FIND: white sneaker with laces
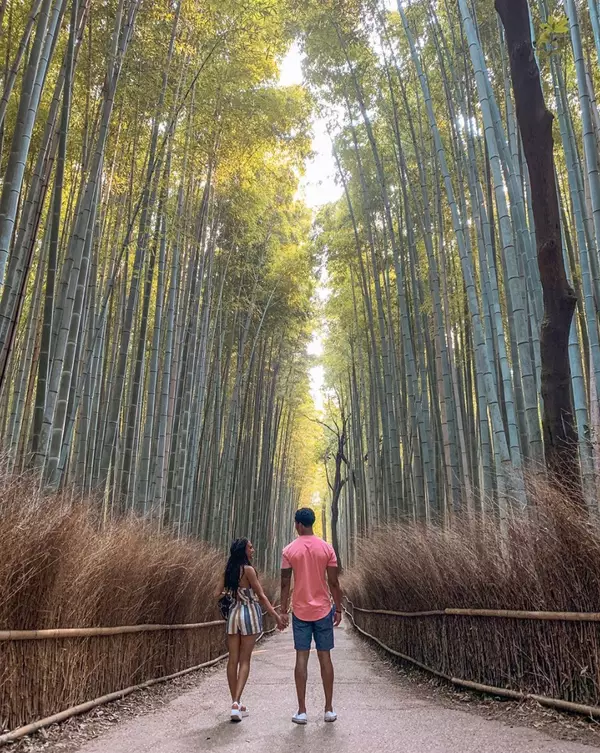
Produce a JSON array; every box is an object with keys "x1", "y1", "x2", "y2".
[
  {"x1": 292, "y1": 711, "x2": 308, "y2": 725},
  {"x1": 230, "y1": 703, "x2": 242, "y2": 722},
  {"x1": 324, "y1": 710, "x2": 337, "y2": 723},
  {"x1": 240, "y1": 704, "x2": 249, "y2": 718}
]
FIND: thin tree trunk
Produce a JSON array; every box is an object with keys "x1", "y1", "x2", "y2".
[{"x1": 497, "y1": 0, "x2": 581, "y2": 498}]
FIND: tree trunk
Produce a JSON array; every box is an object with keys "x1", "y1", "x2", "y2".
[
  {"x1": 496, "y1": 0, "x2": 581, "y2": 498},
  {"x1": 329, "y1": 414, "x2": 348, "y2": 571}
]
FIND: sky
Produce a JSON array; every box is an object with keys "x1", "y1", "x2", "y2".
[
  {"x1": 279, "y1": 42, "x2": 343, "y2": 210},
  {"x1": 278, "y1": 42, "x2": 342, "y2": 413}
]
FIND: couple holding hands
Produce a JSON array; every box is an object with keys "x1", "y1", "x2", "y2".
[{"x1": 218, "y1": 508, "x2": 342, "y2": 724}]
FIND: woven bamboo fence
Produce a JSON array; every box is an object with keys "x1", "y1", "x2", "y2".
[
  {"x1": 0, "y1": 613, "x2": 277, "y2": 739},
  {"x1": 344, "y1": 599, "x2": 600, "y2": 716}
]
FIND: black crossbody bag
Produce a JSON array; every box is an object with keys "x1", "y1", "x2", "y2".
[{"x1": 218, "y1": 590, "x2": 234, "y2": 620}]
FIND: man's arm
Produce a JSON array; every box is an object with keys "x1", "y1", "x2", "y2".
[
  {"x1": 327, "y1": 566, "x2": 343, "y2": 626},
  {"x1": 279, "y1": 568, "x2": 292, "y2": 628}
]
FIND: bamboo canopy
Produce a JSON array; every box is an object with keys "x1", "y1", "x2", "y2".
[
  {"x1": 0, "y1": 0, "x2": 317, "y2": 573},
  {"x1": 304, "y1": 0, "x2": 600, "y2": 563}
]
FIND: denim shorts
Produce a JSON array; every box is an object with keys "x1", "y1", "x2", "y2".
[{"x1": 292, "y1": 607, "x2": 335, "y2": 651}]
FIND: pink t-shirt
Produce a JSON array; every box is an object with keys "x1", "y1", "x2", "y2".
[{"x1": 281, "y1": 535, "x2": 338, "y2": 622}]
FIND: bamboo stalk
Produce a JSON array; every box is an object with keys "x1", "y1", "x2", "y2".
[
  {"x1": 0, "y1": 606, "x2": 281, "y2": 640},
  {"x1": 345, "y1": 607, "x2": 600, "y2": 719},
  {"x1": 350, "y1": 607, "x2": 446, "y2": 618},
  {"x1": 0, "y1": 620, "x2": 225, "y2": 641},
  {"x1": 444, "y1": 608, "x2": 600, "y2": 621},
  {"x1": 347, "y1": 600, "x2": 600, "y2": 622}
]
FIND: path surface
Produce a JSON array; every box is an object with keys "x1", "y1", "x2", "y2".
[{"x1": 73, "y1": 624, "x2": 598, "y2": 753}]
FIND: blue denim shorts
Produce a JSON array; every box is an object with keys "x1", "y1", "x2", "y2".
[{"x1": 292, "y1": 607, "x2": 335, "y2": 651}]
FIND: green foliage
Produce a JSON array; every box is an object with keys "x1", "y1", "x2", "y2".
[{"x1": 538, "y1": 13, "x2": 570, "y2": 56}]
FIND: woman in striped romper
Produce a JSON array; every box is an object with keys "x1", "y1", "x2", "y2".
[{"x1": 220, "y1": 538, "x2": 284, "y2": 722}]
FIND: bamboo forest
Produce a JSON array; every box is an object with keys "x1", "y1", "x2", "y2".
[
  {"x1": 1, "y1": 0, "x2": 600, "y2": 568},
  {"x1": 7, "y1": 0, "x2": 600, "y2": 746}
]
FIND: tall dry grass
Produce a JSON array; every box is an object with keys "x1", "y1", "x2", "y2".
[
  {"x1": 0, "y1": 472, "x2": 267, "y2": 730},
  {"x1": 345, "y1": 479, "x2": 600, "y2": 706}
]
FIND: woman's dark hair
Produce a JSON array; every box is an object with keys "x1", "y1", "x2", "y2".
[
  {"x1": 224, "y1": 538, "x2": 250, "y2": 593},
  {"x1": 295, "y1": 507, "x2": 316, "y2": 527}
]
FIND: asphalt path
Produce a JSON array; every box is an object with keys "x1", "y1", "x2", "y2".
[{"x1": 72, "y1": 623, "x2": 598, "y2": 753}]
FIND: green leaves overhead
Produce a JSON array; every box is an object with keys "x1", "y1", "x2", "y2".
[{"x1": 538, "y1": 13, "x2": 570, "y2": 54}]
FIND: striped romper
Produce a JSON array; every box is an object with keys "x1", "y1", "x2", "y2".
[{"x1": 227, "y1": 587, "x2": 263, "y2": 636}]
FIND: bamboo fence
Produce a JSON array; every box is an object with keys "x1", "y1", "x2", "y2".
[
  {"x1": 0, "y1": 612, "x2": 278, "y2": 742},
  {"x1": 344, "y1": 599, "x2": 600, "y2": 716},
  {"x1": 0, "y1": 621, "x2": 225, "y2": 640}
]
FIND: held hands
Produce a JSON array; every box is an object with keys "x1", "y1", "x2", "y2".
[{"x1": 275, "y1": 613, "x2": 287, "y2": 631}]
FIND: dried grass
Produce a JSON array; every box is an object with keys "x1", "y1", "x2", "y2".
[
  {"x1": 0, "y1": 472, "x2": 260, "y2": 731},
  {"x1": 345, "y1": 479, "x2": 600, "y2": 706}
]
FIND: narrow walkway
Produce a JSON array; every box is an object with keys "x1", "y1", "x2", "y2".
[{"x1": 73, "y1": 625, "x2": 597, "y2": 753}]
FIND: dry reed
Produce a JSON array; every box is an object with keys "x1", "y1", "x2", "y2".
[
  {"x1": 0, "y1": 472, "x2": 273, "y2": 731},
  {"x1": 345, "y1": 479, "x2": 600, "y2": 707}
]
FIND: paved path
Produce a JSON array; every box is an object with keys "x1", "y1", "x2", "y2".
[{"x1": 73, "y1": 624, "x2": 598, "y2": 753}]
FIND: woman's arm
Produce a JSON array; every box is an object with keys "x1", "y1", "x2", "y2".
[
  {"x1": 214, "y1": 575, "x2": 225, "y2": 599},
  {"x1": 245, "y1": 567, "x2": 280, "y2": 620}
]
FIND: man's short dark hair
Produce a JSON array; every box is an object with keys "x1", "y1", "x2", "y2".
[{"x1": 295, "y1": 507, "x2": 315, "y2": 527}]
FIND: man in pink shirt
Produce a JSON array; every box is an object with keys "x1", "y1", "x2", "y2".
[{"x1": 279, "y1": 508, "x2": 342, "y2": 725}]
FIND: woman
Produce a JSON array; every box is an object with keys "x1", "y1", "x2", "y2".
[{"x1": 219, "y1": 538, "x2": 283, "y2": 722}]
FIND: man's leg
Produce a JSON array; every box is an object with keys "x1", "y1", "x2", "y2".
[
  {"x1": 314, "y1": 608, "x2": 336, "y2": 714},
  {"x1": 317, "y1": 651, "x2": 334, "y2": 712},
  {"x1": 292, "y1": 613, "x2": 313, "y2": 716},
  {"x1": 294, "y1": 650, "x2": 310, "y2": 714}
]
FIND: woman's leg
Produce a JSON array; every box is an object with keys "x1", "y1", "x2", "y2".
[
  {"x1": 234, "y1": 634, "x2": 257, "y2": 703},
  {"x1": 227, "y1": 633, "x2": 241, "y2": 702}
]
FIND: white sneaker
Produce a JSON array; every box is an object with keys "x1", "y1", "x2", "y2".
[
  {"x1": 230, "y1": 703, "x2": 242, "y2": 722},
  {"x1": 324, "y1": 710, "x2": 337, "y2": 723},
  {"x1": 292, "y1": 711, "x2": 308, "y2": 725},
  {"x1": 240, "y1": 704, "x2": 249, "y2": 718}
]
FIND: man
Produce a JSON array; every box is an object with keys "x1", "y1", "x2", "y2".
[{"x1": 279, "y1": 507, "x2": 343, "y2": 725}]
